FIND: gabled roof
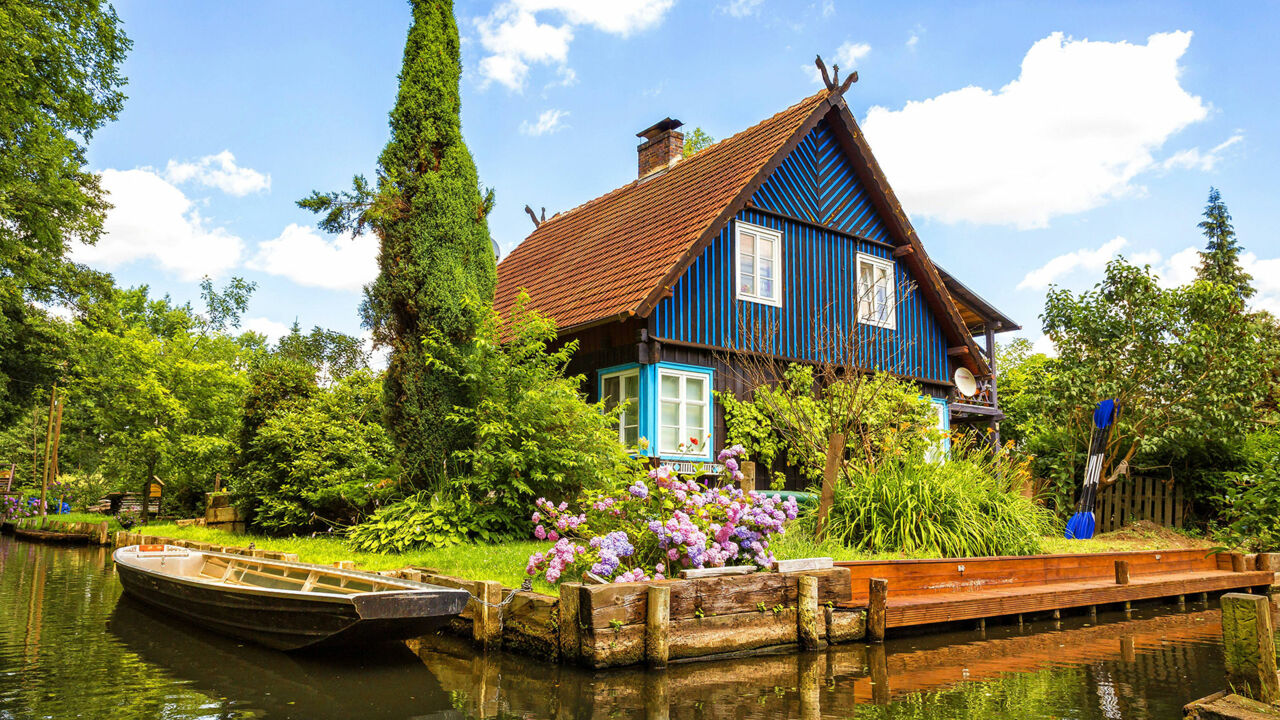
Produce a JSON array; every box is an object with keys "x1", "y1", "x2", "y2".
[
  {"x1": 495, "y1": 88, "x2": 993, "y2": 377},
  {"x1": 935, "y1": 266, "x2": 1022, "y2": 333}
]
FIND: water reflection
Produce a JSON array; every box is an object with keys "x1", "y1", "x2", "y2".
[{"x1": 0, "y1": 534, "x2": 1229, "y2": 720}]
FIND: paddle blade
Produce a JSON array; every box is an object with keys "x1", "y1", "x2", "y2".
[
  {"x1": 1065, "y1": 513, "x2": 1082, "y2": 539},
  {"x1": 1080, "y1": 512, "x2": 1096, "y2": 540}
]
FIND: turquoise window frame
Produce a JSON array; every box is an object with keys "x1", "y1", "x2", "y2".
[
  {"x1": 645, "y1": 362, "x2": 716, "y2": 462},
  {"x1": 926, "y1": 396, "x2": 951, "y2": 462},
  {"x1": 597, "y1": 363, "x2": 643, "y2": 452}
]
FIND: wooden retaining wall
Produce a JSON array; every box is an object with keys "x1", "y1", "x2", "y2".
[
  {"x1": 9, "y1": 516, "x2": 110, "y2": 544},
  {"x1": 110, "y1": 531, "x2": 865, "y2": 668}
]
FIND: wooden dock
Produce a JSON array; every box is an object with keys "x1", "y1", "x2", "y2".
[{"x1": 838, "y1": 549, "x2": 1277, "y2": 632}]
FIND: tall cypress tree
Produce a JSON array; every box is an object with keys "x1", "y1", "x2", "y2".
[
  {"x1": 1196, "y1": 187, "x2": 1253, "y2": 300},
  {"x1": 300, "y1": 0, "x2": 496, "y2": 487}
]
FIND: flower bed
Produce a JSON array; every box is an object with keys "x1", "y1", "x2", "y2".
[{"x1": 525, "y1": 446, "x2": 800, "y2": 584}]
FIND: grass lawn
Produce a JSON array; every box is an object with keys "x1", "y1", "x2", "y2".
[{"x1": 132, "y1": 521, "x2": 554, "y2": 593}]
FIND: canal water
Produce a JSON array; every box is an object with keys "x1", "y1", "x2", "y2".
[{"x1": 0, "y1": 535, "x2": 1231, "y2": 719}]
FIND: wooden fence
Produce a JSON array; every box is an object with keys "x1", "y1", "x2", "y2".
[{"x1": 1095, "y1": 476, "x2": 1186, "y2": 532}]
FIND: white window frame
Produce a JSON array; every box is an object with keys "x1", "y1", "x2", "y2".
[
  {"x1": 925, "y1": 397, "x2": 950, "y2": 464},
  {"x1": 600, "y1": 368, "x2": 641, "y2": 447},
  {"x1": 656, "y1": 368, "x2": 711, "y2": 457},
  {"x1": 735, "y1": 221, "x2": 784, "y2": 307},
  {"x1": 856, "y1": 252, "x2": 897, "y2": 330}
]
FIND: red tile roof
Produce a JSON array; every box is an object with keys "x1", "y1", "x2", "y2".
[{"x1": 495, "y1": 89, "x2": 831, "y2": 331}]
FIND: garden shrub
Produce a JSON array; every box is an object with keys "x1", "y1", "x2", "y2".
[
  {"x1": 1214, "y1": 429, "x2": 1280, "y2": 551},
  {"x1": 234, "y1": 370, "x2": 399, "y2": 534},
  {"x1": 524, "y1": 446, "x2": 799, "y2": 583},
  {"x1": 816, "y1": 434, "x2": 1057, "y2": 558},
  {"x1": 347, "y1": 491, "x2": 508, "y2": 552}
]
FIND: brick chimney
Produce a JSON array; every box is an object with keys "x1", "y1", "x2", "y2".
[{"x1": 637, "y1": 118, "x2": 684, "y2": 179}]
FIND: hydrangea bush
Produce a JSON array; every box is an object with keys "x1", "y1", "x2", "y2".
[{"x1": 525, "y1": 446, "x2": 799, "y2": 584}]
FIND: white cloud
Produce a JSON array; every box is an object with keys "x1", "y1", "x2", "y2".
[
  {"x1": 475, "y1": 0, "x2": 673, "y2": 90},
  {"x1": 820, "y1": 0, "x2": 834, "y2": 17},
  {"x1": 248, "y1": 223, "x2": 378, "y2": 292},
  {"x1": 1018, "y1": 236, "x2": 1129, "y2": 290},
  {"x1": 721, "y1": 0, "x2": 763, "y2": 17},
  {"x1": 520, "y1": 108, "x2": 569, "y2": 136},
  {"x1": 805, "y1": 41, "x2": 871, "y2": 84},
  {"x1": 242, "y1": 316, "x2": 291, "y2": 343},
  {"x1": 164, "y1": 150, "x2": 270, "y2": 196},
  {"x1": 862, "y1": 31, "x2": 1211, "y2": 229},
  {"x1": 1159, "y1": 134, "x2": 1243, "y2": 172},
  {"x1": 73, "y1": 168, "x2": 245, "y2": 280}
]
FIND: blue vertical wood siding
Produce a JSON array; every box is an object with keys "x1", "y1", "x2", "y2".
[{"x1": 651, "y1": 121, "x2": 952, "y2": 384}]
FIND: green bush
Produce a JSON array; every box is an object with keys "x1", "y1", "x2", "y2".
[
  {"x1": 54, "y1": 472, "x2": 120, "y2": 511},
  {"x1": 232, "y1": 370, "x2": 400, "y2": 534},
  {"x1": 347, "y1": 491, "x2": 505, "y2": 552},
  {"x1": 815, "y1": 435, "x2": 1058, "y2": 558},
  {"x1": 1214, "y1": 430, "x2": 1280, "y2": 551},
  {"x1": 422, "y1": 294, "x2": 636, "y2": 536}
]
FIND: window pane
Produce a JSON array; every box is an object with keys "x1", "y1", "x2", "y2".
[
  {"x1": 758, "y1": 238, "x2": 772, "y2": 260},
  {"x1": 602, "y1": 376, "x2": 619, "y2": 410},
  {"x1": 684, "y1": 404, "x2": 703, "y2": 432},
  {"x1": 623, "y1": 374, "x2": 639, "y2": 402},
  {"x1": 759, "y1": 257, "x2": 773, "y2": 281},
  {"x1": 739, "y1": 272, "x2": 755, "y2": 296},
  {"x1": 660, "y1": 374, "x2": 680, "y2": 399},
  {"x1": 660, "y1": 426, "x2": 679, "y2": 452},
  {"x1": 741, "y1": 253, "x2": 755, "y2": 278},
  {"x1": 660, "y1": 399, "x2": 679, "y2": 426},
  {"x1": 760, "y1": 276, "x2": 773, "y2": 299},
  {"x1": 623, "y1": 425, "x2": 639, "y2": 446},
  {"x1": 740, "y1": 232, "x2": 755, "y2": 257},
  {"x1": 685, "y1": 377, "x2": 705, "y2": 402}
]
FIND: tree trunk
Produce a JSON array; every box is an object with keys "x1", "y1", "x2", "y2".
[
  {"x1": 815, "y1": 432, "x2": 846, "y2": 542},
  {"x1": 141, "y1": 458, "x2": 155, "y2": 525}
]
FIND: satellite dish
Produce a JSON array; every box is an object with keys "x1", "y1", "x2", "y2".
[{"x1": 953, "y1": 367, "x2": 978, "y2": 397}]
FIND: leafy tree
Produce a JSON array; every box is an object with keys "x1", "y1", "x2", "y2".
[
  {"x1": 0, "y1": 0, "x2": 129, "y2": 418},
  {"x1": 199, "y1": 276, "x2": 256, "y2": 332},
  {"x1": 1027, "y1": 259, "x2": 1268, "y2": 513},
  {"x1": 273, "y1": 323, "x2": 371, "y2": 384},
  {"x1": 1196, "y1": 188, "x2": 1253, "y2": 301},
  {"x1": 682, "y1": 127, "x2": 716, "y2": 158},
  {"x1": 299, "y1": 0, "x2": 496, "y2": 488}
]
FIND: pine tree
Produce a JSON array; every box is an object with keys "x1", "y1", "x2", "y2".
[
  {"x1": 299, "y1": 0, "x2": 496, "y2": 487},
  {"x1": 1196, "y1": 187, "x2": 1253, "y2": 300}
]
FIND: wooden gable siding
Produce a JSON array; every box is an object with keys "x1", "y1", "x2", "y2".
[
  {"x1": 649, "y1": 124, "x2": 954, "y2": 385},
  {"x1": 750, "y1": 119, "x2": 893, "y2": 243}
]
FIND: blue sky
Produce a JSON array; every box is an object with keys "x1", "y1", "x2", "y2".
[{"x1": 81, "y1": 0, "x2": 1280, "y2": 355}]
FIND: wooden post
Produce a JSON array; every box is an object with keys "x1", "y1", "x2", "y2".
[
  {"x1": 1220, "y1": 593, "x2": 1280, "y2": 704},
  {"x1": 1115, "y1": 560, "x2": 1130, "y2": 585},
  {"x1": 333, "y1": 560, "x2": 355, "y2": 569},
  {"x1": 475, "y1": 580, "x2": 503, "y2": 648},
  {"x1": 1089, "y1": 605, "x2": 1098, "y2": 620},
  {"x1": 739, "y1": 460, "x2": 757, "y2": 493},
  {"x1": 644, "y1": 669, "x2": 669, "y2": 720},
  {"x1": 868, "y1": 577, "x2": 888, "y2": 642},
  {"x1": 815, "y1": 433, "x2": 846, "y2": 541},
  {"x1": 798, "y1": 575, "x2": 822, "y2": 649},
  {"x1": 558, "y1": 582, "x2": 582, "y2": 663},
  {"x1": 39, "y1": 386, "x2": 57, "y2": 521},
  {"x1": 1256, "y1": 553, "x2": 1280, "y2": 572},
  {"x1": 645, "y1": 585, "x2": 670, "y2": 668},
  {"x1": 1120, "y1": 637, "x2": 1136, "y2": 663}
]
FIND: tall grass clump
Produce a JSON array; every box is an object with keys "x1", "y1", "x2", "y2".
[{"x1": 816, "y1": 435, "x2": 1059, "y2": 558}]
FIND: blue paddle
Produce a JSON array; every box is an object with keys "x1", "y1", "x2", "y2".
[{"x1": 1065, "y1": 399, "x2": 1116, "y2": 540}]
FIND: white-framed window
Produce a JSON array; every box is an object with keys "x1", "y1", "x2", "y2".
[
  {"x1": 657, "y1": 368, "x2": 710, "y2": 456},
  {"x1": 601, "y1": 368, "x2": 640, "y2": 446},
  {"x1": 857, "y1": 253, "x2": 896, "y2": 329},
  {"x1": 736, "y1": 221, "x2": 783, "y2": 307}
]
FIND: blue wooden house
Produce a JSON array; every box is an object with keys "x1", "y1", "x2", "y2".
[{"x1": 495, "y1": 85, "x2": 1017, "y2": 480}]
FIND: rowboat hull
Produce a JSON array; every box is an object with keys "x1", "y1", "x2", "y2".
[
  {"x1": 113, "y1": 545, "x2": 469, "y2": 651},
  {"x1": 13, "y1": 526, "x2": 92, "y2": 544}
]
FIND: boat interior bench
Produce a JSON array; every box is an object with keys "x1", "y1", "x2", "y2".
[{"x1": 836, "y1": 549, "x2": 1276, "y2": 629}]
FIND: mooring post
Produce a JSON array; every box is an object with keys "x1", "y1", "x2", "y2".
[
  {"x1": 798, "y1": 576, "x2": 822, "y2": 649},
  {"x1": 1200, "y1": 592, "x2": 1210, "y2": 604},
  {"x1": 1220, "y1": 592, "x2": 1280, "y2": 704},
  {"x1": 559, "y1": 582, "x2": 582, "y2": 664},
  {"x1": 1177, "y1": 594, "x2": 1186, "y2": 608},
  {"x1": 1115, "y1": 560, "x2": 1130, "y2": 585},
  {"x1": 868, "y1": 578, "x2": 888, "y2": 642},
  {"x1": 1052, "y1": 609, "x2": 1061, "y2": 619},
  {"x1": 1089, "y1": 605, "x2": 1098, "y2": 620},
  {"x1": 475, "y1": 580, "x2": 504, "y2": 649},
  {"x1": 1124, "y1": 601, "x2": 1132, "y2": 614},
  {"x1": 867, "y1": 642, "x2": 889, "y2": 705},
  {"x1": 645, "y1": 584, "x2": 670, "y2": 668},
  {"x1": 1257, "y1": 553, "x2": 1280, "y2": 573}
]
